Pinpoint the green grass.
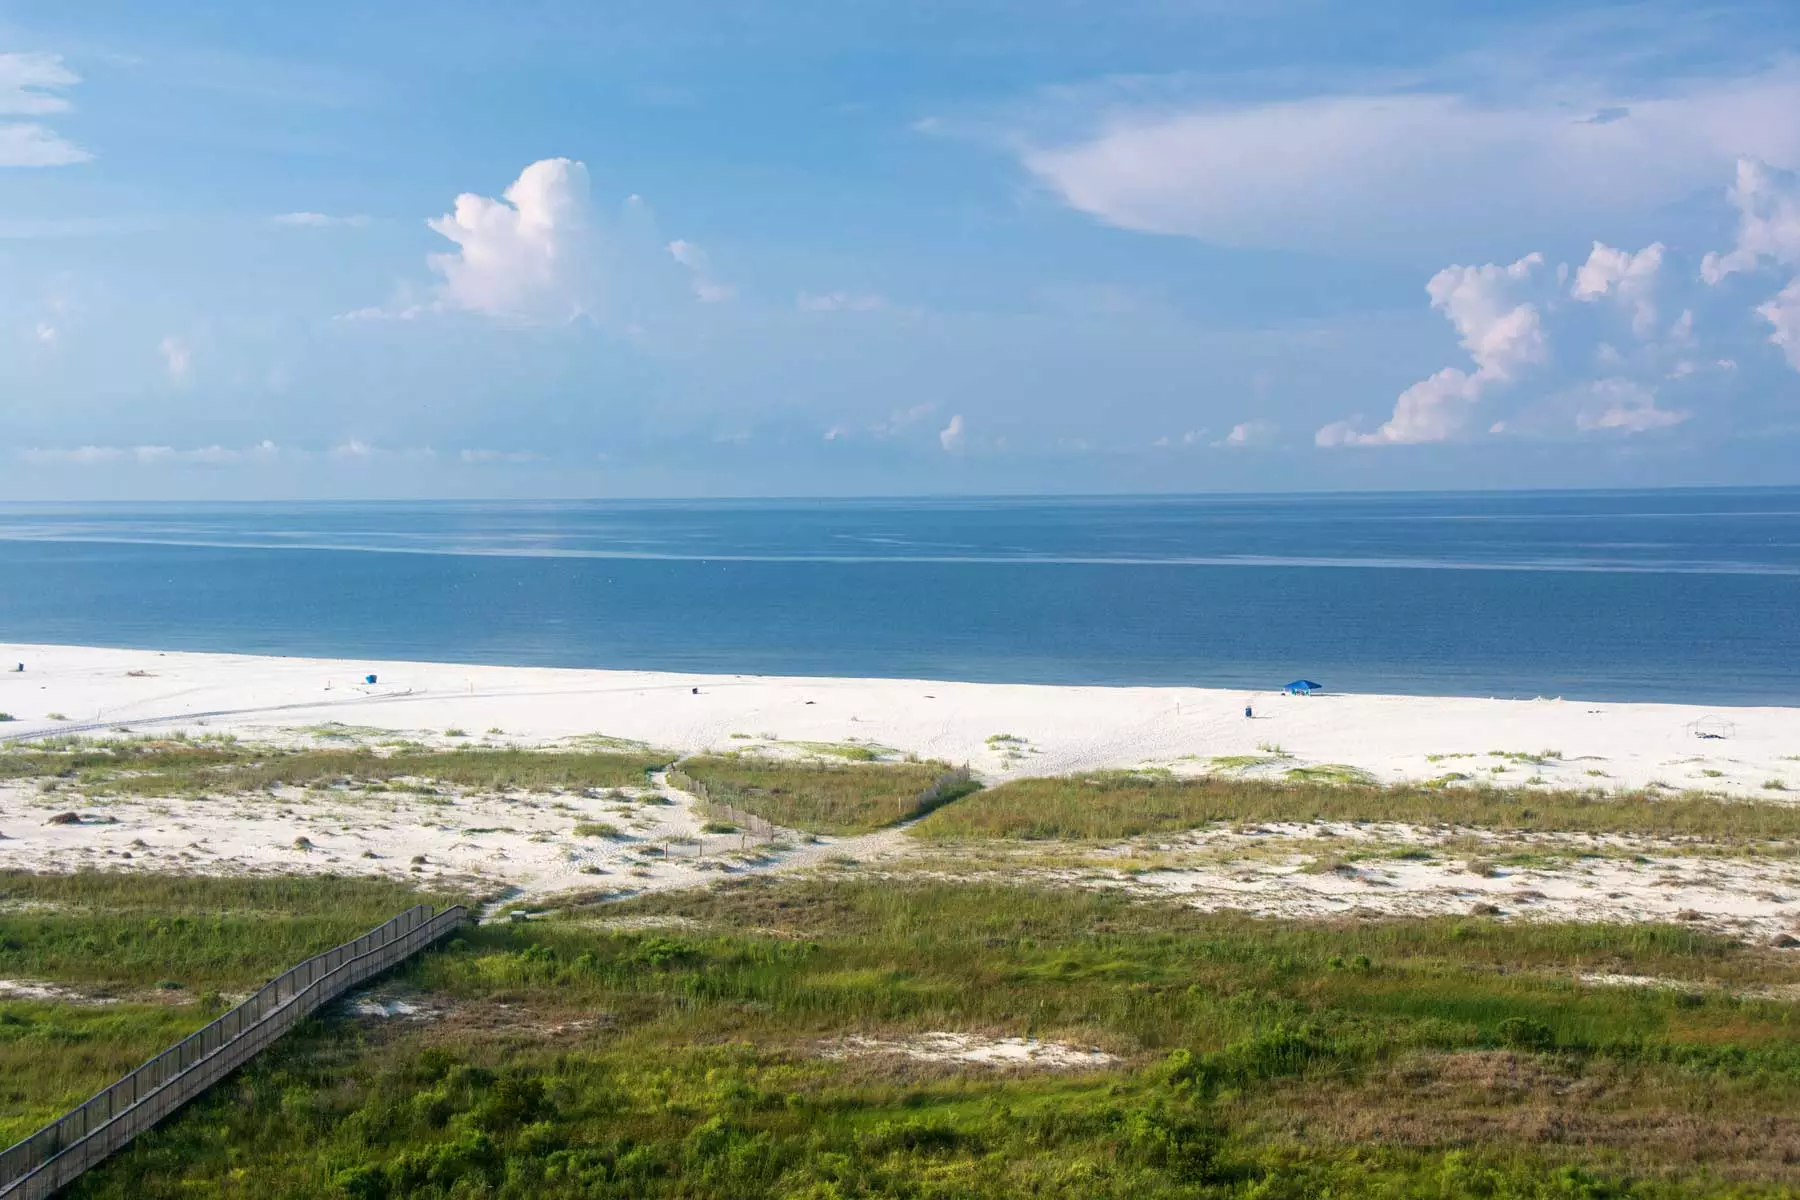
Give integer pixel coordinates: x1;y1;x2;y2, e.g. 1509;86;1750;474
0;1002;211;1146
672;756;978;835
0;871;467;1151
1283;764;1377;786
0;741;673;798
910;771;1800;843
0;870;462;989
50;876;1800;1199
571;822;622;839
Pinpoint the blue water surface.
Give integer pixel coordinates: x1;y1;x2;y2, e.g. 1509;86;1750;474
1;490;1795;704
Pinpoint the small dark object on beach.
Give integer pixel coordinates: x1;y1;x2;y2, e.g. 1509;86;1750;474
692;687;699;695
365;673;378;685
47;811;82;825
1244;705;1253;719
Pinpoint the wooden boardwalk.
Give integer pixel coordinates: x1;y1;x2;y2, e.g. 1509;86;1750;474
0;903;467;1198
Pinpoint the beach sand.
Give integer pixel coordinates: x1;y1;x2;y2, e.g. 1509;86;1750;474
2;643;1793;795
2;644;1797;937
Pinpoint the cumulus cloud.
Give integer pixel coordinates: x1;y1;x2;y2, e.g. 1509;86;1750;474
0;52;88;167
159;336;190;382
799;291;885;312
1700;158;1800;283
1020;68;1800;254
1572;242;1664;338
667;239;734;302
1759;279;1800;371
1574;379;1690;433
1217;421;1277;447
1318;253;1545;446
939;414;966;452
1700;158;1800;373
426;158;595;322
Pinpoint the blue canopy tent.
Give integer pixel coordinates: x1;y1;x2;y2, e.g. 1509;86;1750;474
1284;680;1322;695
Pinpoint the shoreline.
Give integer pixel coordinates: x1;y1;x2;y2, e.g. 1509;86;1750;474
3;642;1795;799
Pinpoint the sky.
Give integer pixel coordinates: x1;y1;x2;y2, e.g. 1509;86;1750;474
3;0;1800;499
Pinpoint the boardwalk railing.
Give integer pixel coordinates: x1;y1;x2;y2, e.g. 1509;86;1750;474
0;903;468;1199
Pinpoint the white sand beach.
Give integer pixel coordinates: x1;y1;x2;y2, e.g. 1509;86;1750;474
2;644;1797;938
2;643;1794;795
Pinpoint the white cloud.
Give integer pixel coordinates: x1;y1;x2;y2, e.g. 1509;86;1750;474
1152;429;1205;448
1758;278;1800;371
19;441;279;466
33;321;55;344
330;438;374;461
1020;69;1800;253
273;212;371;228
1669;308;1695;345
667;239;734;303
873;402;936;438
1217;420;1277;447
1571;241;1664;338
426;158;594;322
1318;253;1545;446
939;414;966;452
0;53;88;167
1574;379;1690;433
1701;158;1800;283
799;290;885;312
823;425;850;441
1696;159;1800;373
159;336;190;382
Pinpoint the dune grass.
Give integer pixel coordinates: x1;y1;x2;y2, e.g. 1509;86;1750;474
53;876;1800;1198
0;871;466;1153
0;870;462;989
0;1003;212;1147
910;770;1800;844
0;740;673;798
672;755;978;835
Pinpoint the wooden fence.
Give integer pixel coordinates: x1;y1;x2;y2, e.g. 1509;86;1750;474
0;903;468;1199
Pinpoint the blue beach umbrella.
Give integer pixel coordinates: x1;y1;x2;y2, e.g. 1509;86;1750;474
1284;680;1322;694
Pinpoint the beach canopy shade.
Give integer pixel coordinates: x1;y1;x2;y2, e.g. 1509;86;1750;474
1284;680;1322;694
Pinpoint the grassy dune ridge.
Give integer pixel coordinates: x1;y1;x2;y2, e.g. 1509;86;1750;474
1;740;673;798
672;755;978;835
911;770;1800;844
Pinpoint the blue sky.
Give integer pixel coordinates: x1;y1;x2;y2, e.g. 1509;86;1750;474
3;0;1800;498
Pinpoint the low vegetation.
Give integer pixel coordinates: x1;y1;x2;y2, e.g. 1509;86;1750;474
0;740;673;798
0;872;461;1148
911;770;1800;843
672;756;978;835
45;876;1800;1198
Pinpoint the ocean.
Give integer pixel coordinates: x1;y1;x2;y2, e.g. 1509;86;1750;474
1;490;1796;705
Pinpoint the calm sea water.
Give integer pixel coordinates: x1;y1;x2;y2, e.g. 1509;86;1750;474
1;491;1796;704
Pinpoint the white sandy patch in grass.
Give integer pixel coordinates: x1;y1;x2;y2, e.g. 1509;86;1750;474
1578;972;1701;991
0;978;115;1004
822;1033;1119;1069
348;990;441;1020
3;643;1797;800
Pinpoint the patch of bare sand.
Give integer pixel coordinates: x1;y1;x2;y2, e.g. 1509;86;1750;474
821;1032;1119;1069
